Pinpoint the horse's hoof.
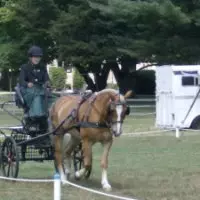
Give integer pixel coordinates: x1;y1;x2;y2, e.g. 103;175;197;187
75;171;81;180
61;179;67;185
62;181;70;187
102;183;112;192
60;174;68;185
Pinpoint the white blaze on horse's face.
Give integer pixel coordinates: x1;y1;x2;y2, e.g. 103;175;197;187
111;104;123;136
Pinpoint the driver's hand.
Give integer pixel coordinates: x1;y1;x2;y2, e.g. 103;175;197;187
44;81;51;88
28;82;33;88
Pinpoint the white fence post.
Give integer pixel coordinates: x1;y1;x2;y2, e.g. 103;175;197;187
54;173;61;200
175;127;180;138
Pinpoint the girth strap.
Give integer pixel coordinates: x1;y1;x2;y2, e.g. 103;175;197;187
77;121;109;128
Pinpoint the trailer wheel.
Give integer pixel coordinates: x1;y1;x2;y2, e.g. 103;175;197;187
190;115;200;129
0;137;19;178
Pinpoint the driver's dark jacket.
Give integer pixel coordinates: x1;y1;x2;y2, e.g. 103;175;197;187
19;62;49;87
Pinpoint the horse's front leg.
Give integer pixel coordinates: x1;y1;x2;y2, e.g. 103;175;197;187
75;139;92;179
101;139;113;191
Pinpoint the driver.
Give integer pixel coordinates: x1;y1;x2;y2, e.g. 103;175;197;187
19;45;51;120
19;45;50;88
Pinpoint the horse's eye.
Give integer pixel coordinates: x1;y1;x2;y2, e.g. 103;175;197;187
110;103;115;111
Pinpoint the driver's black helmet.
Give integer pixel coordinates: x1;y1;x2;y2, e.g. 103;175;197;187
28;46;43;57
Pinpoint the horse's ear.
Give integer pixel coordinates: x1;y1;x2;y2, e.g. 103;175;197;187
124;90;133;99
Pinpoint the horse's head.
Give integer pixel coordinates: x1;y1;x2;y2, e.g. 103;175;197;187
107;90;132;137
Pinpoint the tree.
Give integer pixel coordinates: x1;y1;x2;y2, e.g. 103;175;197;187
0;0;58;90
51;0;192;94
51;0;136;93
2;0;200;94
0;0;58;70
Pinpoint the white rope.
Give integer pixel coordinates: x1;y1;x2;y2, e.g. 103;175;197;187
122;128;200;137
130;112;155;116
180;128;200;132
130;105;155;108
0;176;53;183
62;180;139;200
0;176;139;200
122;129;173;136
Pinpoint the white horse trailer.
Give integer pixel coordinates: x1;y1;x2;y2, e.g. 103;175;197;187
156;65;200;129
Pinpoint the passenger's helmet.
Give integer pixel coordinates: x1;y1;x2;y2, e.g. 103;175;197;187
28;46;43;57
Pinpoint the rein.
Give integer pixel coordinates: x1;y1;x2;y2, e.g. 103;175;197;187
16;92;124;144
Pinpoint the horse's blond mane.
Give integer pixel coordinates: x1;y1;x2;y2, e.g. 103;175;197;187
97;88;118;95
97;89;125;101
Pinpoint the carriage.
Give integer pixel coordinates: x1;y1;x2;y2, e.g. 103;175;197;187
0;85;91;179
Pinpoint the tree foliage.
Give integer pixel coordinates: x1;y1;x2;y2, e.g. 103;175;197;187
0;0;58;70
1;0;200;92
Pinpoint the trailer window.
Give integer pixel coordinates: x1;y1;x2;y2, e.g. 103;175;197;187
182;76;198;86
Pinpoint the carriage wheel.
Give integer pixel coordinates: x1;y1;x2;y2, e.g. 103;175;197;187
73;144;91;180
54;158;58;173
0;137;19;178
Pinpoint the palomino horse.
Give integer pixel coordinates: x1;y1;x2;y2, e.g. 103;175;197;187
49;89;132;191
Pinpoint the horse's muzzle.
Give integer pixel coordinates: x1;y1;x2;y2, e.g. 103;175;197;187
110;121;123;137
112;130;122;137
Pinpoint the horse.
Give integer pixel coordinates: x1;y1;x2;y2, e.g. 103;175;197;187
49;89;132;191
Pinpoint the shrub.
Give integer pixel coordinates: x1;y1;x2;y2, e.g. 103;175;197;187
49;67;66;91
106;83;119;90
73;68;85;90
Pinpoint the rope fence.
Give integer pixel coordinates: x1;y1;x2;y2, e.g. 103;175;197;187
0;174;139;200
0;127;200;200
0;126;199;138
0;92;200;199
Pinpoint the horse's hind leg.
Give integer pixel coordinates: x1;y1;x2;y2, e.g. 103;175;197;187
62;133;74;179
75;139;92;179
54;134;66;182
63;129;81;179
101;139;113;191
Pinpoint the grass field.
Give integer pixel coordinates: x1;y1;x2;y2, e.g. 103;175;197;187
1;109;200;200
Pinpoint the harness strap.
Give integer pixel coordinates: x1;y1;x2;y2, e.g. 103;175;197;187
64;93;109;130
82;93;97;122
52;95;88;134
77;121;108;128
72;95;88;123
55;92;115;133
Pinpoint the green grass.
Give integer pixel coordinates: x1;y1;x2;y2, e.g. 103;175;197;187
1;109;200;200
0;110;156;133
1;135;200;200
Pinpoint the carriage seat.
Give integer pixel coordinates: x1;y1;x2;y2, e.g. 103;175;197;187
14;83;26;109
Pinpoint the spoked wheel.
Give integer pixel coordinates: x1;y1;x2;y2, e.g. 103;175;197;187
54;158;59;173
73;143;91;180
0;137;19;178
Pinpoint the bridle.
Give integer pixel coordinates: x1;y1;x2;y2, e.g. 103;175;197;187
106;97;130;136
